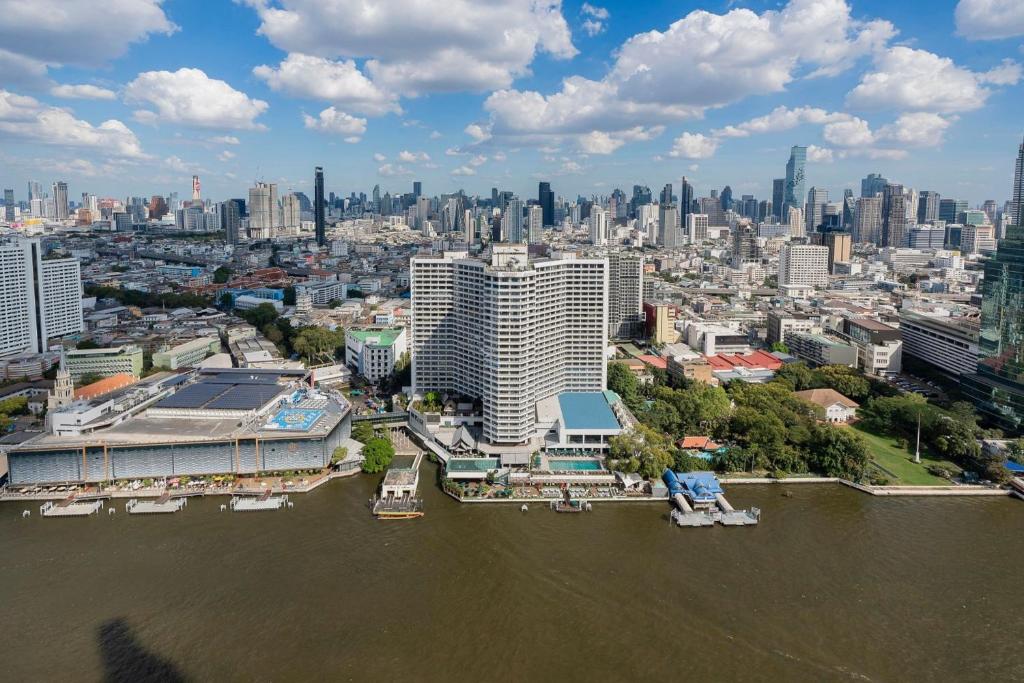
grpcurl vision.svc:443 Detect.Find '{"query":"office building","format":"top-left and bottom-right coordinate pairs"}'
top-left (899, 309), bottom-right (979, 379)
top-left (679, 177), bottom-right (694, 223)
top-left (1012, 136), bottom-right (1024, 226)
top-left (824, 232), bottom-right (852, 272)
top-left (961, 223), bottom-right (997, 254)
top-left (771, 178), bottom-right (785, 221)
top-left (686, 213), bottom-right (709, 244)
top-left (843, 318), bottom-right (902, 376)
top-left (248, 182), bottom-right (278, 239)
top-left (589, 206), bottom-right (608, 246)
top-left (3, 189), bottom-right (13, 222)
top-left (152, 338), bottom-right (221, 370)
top-left (643, 301), bottom-right (681, 344)
top-left (778, 244), bottom-right (829, 287)
top-left (805, 187), bottom-right (829, 234)
top-left (766, 311), bottom-right (817, 346)
top-left (345, 328), bottom-right (408, 383)
top-left (314, 166), bottom-right (326, 246)
top-left (882, 183), bottom-right (909, 247)
top-left (538, 181), bottom-right (554, 227)
top-left (528, 204), bottom-right (543, 244)
top-left (658, 204), bottom-right (679, 247)
top-left (410, 245), bottom-right (607, 446)
top-left (731, 223), bottom-right (759, 268)
top-left (52, 181), bottom-right (69, 220)
top-left (608, 252), bottom-right (644, 339)
top-left (0, 237), bottom-right (83, 357)
top-left (786, 332), bottom-right (858, 368)
top-left (65, 345), bottom-right (144, 382)
top-left (783, 146), bottom-right (807, 216)
top-left (939, 198), bottom-right (967, 224)
top-left (281, 192), bottom-right (301, 231)
top-left (861, 173), bottom-right (887, 198)
top-left (917, 191), bottom-right (940, 223)
top-left (853, 196), bottom-right (882, 243)
top-left (220, 199), bottom-right (243, 244)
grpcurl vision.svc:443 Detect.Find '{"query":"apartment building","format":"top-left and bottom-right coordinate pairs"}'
top-left (65, 345), bottom-right (144, 381)
top-left (410, 245), bottom-right (607, 445)
top-left (607, 251), bottom-right (644, 339)
top-left (778, 244), bottom-right (829, 287)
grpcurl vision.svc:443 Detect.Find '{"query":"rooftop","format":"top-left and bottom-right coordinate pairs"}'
top-left (558, 392), bottom-right (619, 431)
top-left (74, 374), bottom-right (137, 401)
top-left (347, 328), bottom-right (403, 346)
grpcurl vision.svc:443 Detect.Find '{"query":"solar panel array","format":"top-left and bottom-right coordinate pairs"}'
top-left (155, 380), bottom-right (285, 411)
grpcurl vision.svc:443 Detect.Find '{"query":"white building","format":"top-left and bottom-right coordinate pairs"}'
top-left (248, 182), bottom-right (279, 239)
top-left (345, 328), bottom-right (408, 383)
top-left (410, 245), bottom-right (607, 446)
top-left (589, 207), bottom-right (608, 246)
top-left (778, 244), bottom-right (829, 287)
top-left (686, 213), bottom-right (709, 244)
top-left (281, 192), bottom-right (301, 232)
top-left (528, 204), bottom-right (543, 244)
top-left (0, 237), bottom-right (83, 357)
top-left (607, 252), bottom-right (644, 339)
top-left (297, 280), bottom-right (347, 305)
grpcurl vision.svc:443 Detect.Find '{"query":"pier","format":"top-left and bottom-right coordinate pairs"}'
top-left (663, 470), bottom-right (760, 527)
top-left (39, 497), bottom-right (105, 518)
top-left (126, 494), bottom-right (188, 514)
top-left (229, 492), bottom-right (291, 512)
top-left (372, 452), bottom-right (424, 518)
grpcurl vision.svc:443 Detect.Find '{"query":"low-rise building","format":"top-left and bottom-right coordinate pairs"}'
top-left (795, 388), bottom-right (859, 423)
top-left (65, 345), bottom-right (144, 381)
top-left (152, 337), bottom-right (221, 370)
top-left (898, 309), bottom-right (980, 378)
top-left (345, 328), bottom-right (408, 383)
top-left (786, 332), bottom-right (858, 368)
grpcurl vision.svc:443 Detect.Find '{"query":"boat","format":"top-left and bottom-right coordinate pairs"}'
top-left (376, 509), bottom-right (425, 520)
top-left (521, 503), bottom-right (529, 512)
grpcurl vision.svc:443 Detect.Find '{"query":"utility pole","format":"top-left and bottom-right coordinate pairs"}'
top-left (914, 412), bottom-right (921, 464)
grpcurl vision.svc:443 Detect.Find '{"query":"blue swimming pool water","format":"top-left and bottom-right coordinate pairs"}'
top-left (547, 459), bottom-right (603, 471)
top-left (265, 408), bottom-right (324, 431)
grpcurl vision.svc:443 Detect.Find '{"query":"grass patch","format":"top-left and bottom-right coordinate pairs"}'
top-left (849, 424), bottom-right (959, 485)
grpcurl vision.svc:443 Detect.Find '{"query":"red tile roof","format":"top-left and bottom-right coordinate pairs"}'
top-left (703, 350), bottom-right (783, 371)
top-left (74, 373), bottom-right (137, 400)
top-left (637, 355), bottom-right (668, 369)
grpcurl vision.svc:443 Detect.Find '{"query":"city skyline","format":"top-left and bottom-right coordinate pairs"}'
top-left (0, 0), bottom-right (1021, 203)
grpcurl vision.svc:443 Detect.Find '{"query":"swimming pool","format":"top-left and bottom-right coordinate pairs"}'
top-left (547, 459), bottom-right (603, 471)
top-left (264, 408), bottom-right (324, 432)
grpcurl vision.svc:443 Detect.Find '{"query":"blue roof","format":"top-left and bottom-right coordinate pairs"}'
top-left (558, 392), bottom-right (619, 430)
top-left (677, 471), bottom-right (723, 502)
top-left (1006, 460), bottom-right (1024, 473)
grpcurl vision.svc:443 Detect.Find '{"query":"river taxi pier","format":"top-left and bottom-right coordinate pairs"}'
top-left (126, 493), bottom-right (188, 514)
top-left (39, 496), bottom-right (106, 517)
top-left (372, 453), bottom-right (424, 518)
top-left (229, 491), bottom-right (291, 512)
top-left (663, 470), bottom-right (760, 527)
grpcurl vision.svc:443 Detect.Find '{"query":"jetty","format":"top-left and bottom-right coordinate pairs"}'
top-left (372, 453), bottom-right (424, 518)
top-left (39, 496), bottom-right (105, 518)
top-left (126, 494), bottom-right (188, 514)
top-left (229, 491), bottom-right (291, 512)
top-left (550, 485), bottom-right (592, 512)
top-left (663, 470), bottom-right (760, 527)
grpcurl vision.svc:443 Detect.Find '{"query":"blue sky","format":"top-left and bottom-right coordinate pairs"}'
top-left (0, 0), bottom-right (1021, 205)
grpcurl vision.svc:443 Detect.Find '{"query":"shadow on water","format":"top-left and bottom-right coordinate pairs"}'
top-left (98, 618), bottom-right (186, 683)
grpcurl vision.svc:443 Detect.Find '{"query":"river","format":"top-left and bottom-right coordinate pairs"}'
top-left (1, 469), bottom-right (1022, 682)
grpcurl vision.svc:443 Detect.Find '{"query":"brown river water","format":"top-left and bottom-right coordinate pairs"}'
top-left (1, 468), bottom-right (1022, 682)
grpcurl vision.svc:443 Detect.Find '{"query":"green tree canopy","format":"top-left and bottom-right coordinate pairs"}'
top-left (361, 437), bottom-right (395, 473)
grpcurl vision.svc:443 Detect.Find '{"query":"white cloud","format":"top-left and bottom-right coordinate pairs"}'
top-left (373, 152), bottom-right (387, 162)
top-left (0, 0), bottom-right (175, 77)
top-left (397, 150), bottom-right (430, 163)
top-left (955, 0), bottom-right (1024, 40)
top-left (806, 145), bottom-right (834, 163)
top-left (492, 151), bottom-right (507, 162)
top-left (125, 68), bottom-right (268, 130)
top-left (429, 130), bottom-right (442, 139)
top-left (210, 135), bottom-right (239, 145)
top-left (823, 117), bottom-right (875, 147)
top-left (558, 160), bottom-right (582, 175)
top-left (581, 3), bottom-right (609, 36)
top-left (451, 165), bottom-right (476, 176)
top-left (164, 155), bottom-right (189, 172)
top-left (0, 89), bottom-right (145, 158)
top-left (246, 0), bottom-right (576, 95)
top-left (688, 163), bottom-right (699, 172)
top-left (468, 154), bottom-right (488, 166)
top-left (464, 123), bottom-right (492, 142)
top-left (445, 147), bottom-right (465, 156)
top-left (479, 0), bottom-right (894, 150)
top-left (378, 163), bottom-right (411, 176)
top-left (253, 53), bottom-right (400, 116)
top-left (50, 84), bottom-right (117, 100)
top-left (217, 150), bottom-right (236, 162)
top-left (847, 47), bottom-right (1020, 113)
top-left (712, 106), bottom-right (851, 138)
top-left (303, 106), bottom-right (367, 141)
top-left (876, 112), bottom-right (953, 147)
top-left (668, 132), bottom-right (718, 159)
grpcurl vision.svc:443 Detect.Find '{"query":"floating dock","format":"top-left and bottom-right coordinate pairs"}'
top-left (229, 493), bottom-right (291, 512)
top-left (663, 470), bottom-right (760, 527)
top-left (126, 495), bottom-right (188, 514)
top-left (372, 453), bottom-right (424, 519)
top-left (39, 498), bottom-right (105, 518)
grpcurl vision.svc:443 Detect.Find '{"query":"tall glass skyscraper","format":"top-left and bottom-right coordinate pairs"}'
top-left (314, 166), bottom-right (325, 246)
top-left (783, 146), bottom-right (806, 217)
top-left (961, 139), bottom-right (1024, 434)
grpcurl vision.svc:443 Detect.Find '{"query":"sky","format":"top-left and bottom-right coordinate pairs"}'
top-left (0, 0), bottom-right (1022, 205)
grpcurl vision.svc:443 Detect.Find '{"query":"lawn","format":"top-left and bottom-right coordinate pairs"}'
top-left (849, 424), bottom-right (960, 486)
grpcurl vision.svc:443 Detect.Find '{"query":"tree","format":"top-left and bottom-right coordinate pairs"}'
top-left (607, 362), bottom-right (641, 409)
top-left (769, 341), bottom-right (789, 354)
top-left (608, 425), bottom-right (674, 479)
top-left (262, 323), bottom-right (284, 345)
top-left (238, 303), bottom-right (280, 329)
top-left (293, 327), bottom-right (344, 365)
top-left (361, 437), bottom-right (395, 473)
top-left (641, 400), bottom-right (680, 437)
top-left (330, 447), bottom-right (348, 465)
top-left (807, 425), bottom-right (869, 479)
top-left (283, 286), bottom-right (297, 306)
top-left (213, 266), bottom-right (232, 284)
top-left (668, 384), bottom-right (731, 435)
top-left (815, 365), bottom-right (870, 402)
top-left (219, 292), bottom-right (234, 309)
top-left (774, 362), bottom-right (815, 391)
top-left (351, 421), bottom-right (376, 443)
top-left (75, 340), bottom-right (100, 350)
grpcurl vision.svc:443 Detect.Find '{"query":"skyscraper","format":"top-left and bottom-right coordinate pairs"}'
top-left (679, 177), bottom-right (694, 224)
top-left (805, 187), bottom-right (829, 234)
top-left (918, 191), bottom-right (941, 223)
top-left (538, 181), bottom-right (554, 227)
top-left (861, 173), bottom-right (888, 198)
top-left (191, 175), bottom-right (201, 203)
top-left (882, 183), bottom-right (908, 247)
top-left (660, 183), bottom-right (672, 206)
top-left (853, 196), bottom-right (882, 244)
top-left (410, 246), bottom-right (607, 445)
top-left (1011, 136), bottom-right (1024, 226)
top-left (607, 252), bottom-right (644, 339)
top-left (720, 185), bottom-right (733, 212)
top-left (52, 181), bottom-right (69, 220)
top-left (939, 198), bottom-right (968, 224)
top-left (783, 146), bottom-right (807, 217)
top-left (589, 206), bottom-right (608, 246)
top-left (314, 166), bottom-right (325, 246)
top-left (772, 178), bottom-right (785, 221)
top-left (220, 199), bottom-right (242, 244)
top-left (3, 189), bottom-right (14, 222)
top-left (248, 182), bottom-right (279, 239)
top-left (413, 181), bottom-right (422, 198)
top-left (0, 236), bottom-right (83, 356)
top-left (961, 146), bottom-right (1024, 433)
